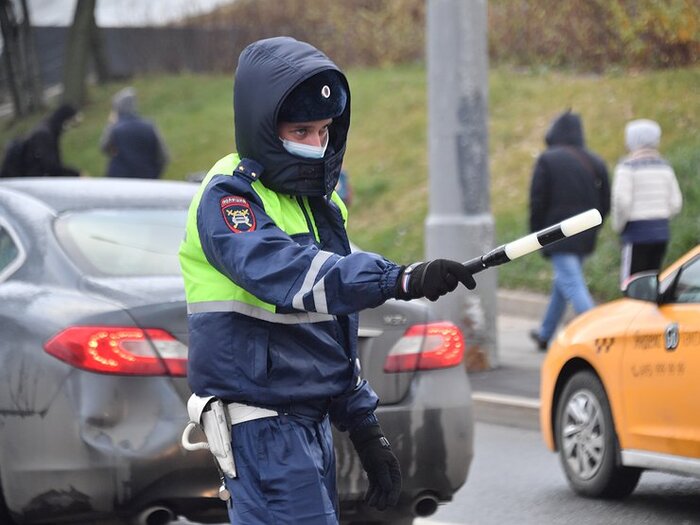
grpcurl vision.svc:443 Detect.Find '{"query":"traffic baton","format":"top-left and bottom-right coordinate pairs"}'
top-left (463, 209), bottom-right (603, 274)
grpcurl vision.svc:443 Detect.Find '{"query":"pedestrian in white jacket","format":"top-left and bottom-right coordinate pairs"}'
top-left (612, 119), bottom-right (682, 287)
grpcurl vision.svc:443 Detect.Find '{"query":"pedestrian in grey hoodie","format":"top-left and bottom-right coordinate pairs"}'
top-left (100, 87), bottom-right (169, 179)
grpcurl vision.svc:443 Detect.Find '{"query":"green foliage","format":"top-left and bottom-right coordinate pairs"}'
top-left (190, 0), bottom-right (698, 72)
top-left (188, 0), bottom-right (426, 68)
top-left (488, 0), bottom-right (699, 70)
top-left (1, 65), bottom-right (697, 301)
top-left (607, 0), bottom-right (699, 67)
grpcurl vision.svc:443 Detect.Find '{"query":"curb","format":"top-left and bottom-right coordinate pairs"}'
top-left (471, 391), bottom-right (540, 430)
top-left (497, 288), bottom-right (574, 322)
top-left (497, 289), bottom-right (549, 320)
top-left (470, 291), bottom-right (554, 431)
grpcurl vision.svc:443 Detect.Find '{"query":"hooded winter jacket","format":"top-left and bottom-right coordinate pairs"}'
top-left (22, 104), bottom-right (80, 177)
top-left (529, 111), bottom-right (610, 256)
top-left (179, 37), bottom-right (402, 431)
top-left (234, 38), bottom-right (350, 196)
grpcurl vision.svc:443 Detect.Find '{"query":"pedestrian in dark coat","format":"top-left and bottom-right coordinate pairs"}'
top-left (22, 104), bottom-right (80, 177)
top-left (100, 87), bottom-right (168, 179)
top-left (529, 110), bottom-right (610, 350)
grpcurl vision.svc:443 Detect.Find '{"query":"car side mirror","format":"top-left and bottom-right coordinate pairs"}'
top-left (623, 273), bottom-right (659, 302)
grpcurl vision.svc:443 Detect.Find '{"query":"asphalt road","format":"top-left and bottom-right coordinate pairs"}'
top-left (425, 422), bottom-right (700, 525)
top-left (176, 421), bottom-right (700, 525)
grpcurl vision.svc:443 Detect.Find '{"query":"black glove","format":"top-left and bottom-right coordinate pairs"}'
top-left (395, 259), bottom-right (476, 301)
top-left (349, 423), bottom-right (402, 511)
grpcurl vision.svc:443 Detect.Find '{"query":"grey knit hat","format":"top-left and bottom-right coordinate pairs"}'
top-left (625, 119), bottom-right (661, 151)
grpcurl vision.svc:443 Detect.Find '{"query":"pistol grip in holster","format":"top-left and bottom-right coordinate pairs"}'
top-left (181, 394), bottom-right (237, 479)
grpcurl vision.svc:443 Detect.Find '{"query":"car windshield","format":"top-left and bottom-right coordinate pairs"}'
top-left (55, 209), bottom-right (187, 277)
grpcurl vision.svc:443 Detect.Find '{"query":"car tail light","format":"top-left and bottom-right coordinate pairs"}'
top-left (44, 326), bottom-right (187, 376)
top-left (383, 321), bottom-right (465, 373)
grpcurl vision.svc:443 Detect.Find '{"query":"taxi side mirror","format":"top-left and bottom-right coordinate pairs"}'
top-left (623, 273), bottom-right (659, 303)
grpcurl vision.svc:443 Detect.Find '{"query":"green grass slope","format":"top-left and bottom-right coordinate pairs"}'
top-left (2, 65), bottom-right (697, 300)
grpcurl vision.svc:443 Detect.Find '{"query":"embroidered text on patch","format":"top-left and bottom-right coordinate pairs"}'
top-left (221, 196), bottom-right (256, 233)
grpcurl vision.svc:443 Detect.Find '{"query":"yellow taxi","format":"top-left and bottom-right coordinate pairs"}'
top-left (540, 245), bottom-right (700, 498)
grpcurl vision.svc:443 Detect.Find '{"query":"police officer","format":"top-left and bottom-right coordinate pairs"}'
top-left (179, 36), bottom-right (476, 525)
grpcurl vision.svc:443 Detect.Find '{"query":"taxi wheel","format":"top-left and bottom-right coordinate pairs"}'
top-left (555, 371), bottom-right (641, 499)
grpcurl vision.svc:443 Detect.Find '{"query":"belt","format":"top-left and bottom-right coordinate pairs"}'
top-left (227, 400), bottom-right (330, 424)
top-left (226, 402), bottom-right (278, 426)
top-left (273, 400), bottom-right (330, 422)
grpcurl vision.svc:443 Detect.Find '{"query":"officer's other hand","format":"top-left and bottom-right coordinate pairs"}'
top-left (395, 259), bottom-right (476, 301)
top-left (350, 424), bottom-right (402, 511)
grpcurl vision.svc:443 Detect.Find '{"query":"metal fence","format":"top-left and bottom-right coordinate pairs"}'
top-left (0, 25), bottom-right (247, 102)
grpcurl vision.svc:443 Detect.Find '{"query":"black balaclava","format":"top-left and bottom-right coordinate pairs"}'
top-left (233, 37), bottom-right (350, 197)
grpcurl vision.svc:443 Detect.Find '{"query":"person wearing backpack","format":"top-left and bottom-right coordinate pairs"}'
top-left (528, 110), bottom-right (611, 351)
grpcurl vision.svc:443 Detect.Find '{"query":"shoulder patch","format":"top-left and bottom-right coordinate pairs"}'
top-left (220, 195), bottom-right (256, 233)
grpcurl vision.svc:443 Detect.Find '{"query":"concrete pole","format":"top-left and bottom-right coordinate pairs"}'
top-left (425, 0), bottom-right (498, 370)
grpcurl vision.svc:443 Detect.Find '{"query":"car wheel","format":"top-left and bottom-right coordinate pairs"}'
top-left (555, 371), bottom-right (641, 499)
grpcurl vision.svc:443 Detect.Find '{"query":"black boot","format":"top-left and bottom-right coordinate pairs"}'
top-left (529, 329), bottom-right (548, 351)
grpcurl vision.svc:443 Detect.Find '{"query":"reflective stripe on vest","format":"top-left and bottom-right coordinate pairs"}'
top-left (187, 299), bottom-right (334, 323)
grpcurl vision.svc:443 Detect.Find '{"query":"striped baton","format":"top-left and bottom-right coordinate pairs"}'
top-left (463, 209), bottom-right (603, 274)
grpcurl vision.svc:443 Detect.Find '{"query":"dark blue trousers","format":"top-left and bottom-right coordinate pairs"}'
top-left (224, 414), bottom-right (338, 524)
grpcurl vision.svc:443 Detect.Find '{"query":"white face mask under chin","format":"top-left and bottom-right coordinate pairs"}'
top-left (280, 135), bottom-right (329, 159)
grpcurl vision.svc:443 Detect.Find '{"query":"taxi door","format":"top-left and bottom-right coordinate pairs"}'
top-left (621, 254), bottom-right (700, 458)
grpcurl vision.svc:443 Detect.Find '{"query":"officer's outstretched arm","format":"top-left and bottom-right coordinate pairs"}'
top-left (198, 178), bottom-right (401, 315)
